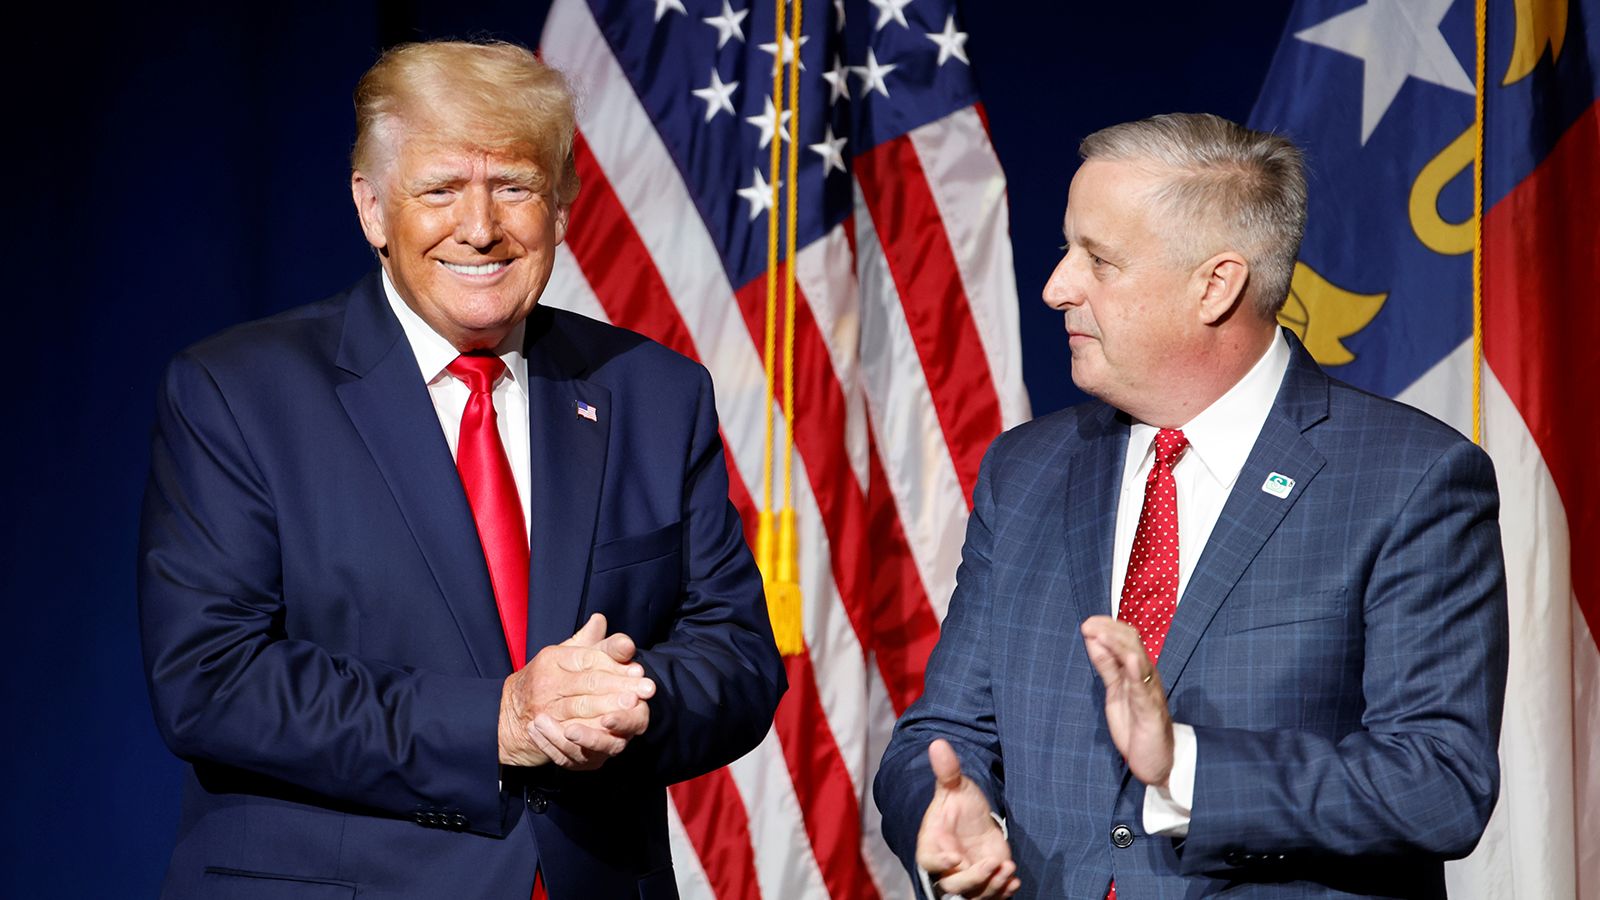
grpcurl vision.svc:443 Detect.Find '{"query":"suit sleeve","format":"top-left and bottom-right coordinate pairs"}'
top-left (626, 365), bottom-right (787, 784)
top-left (1180, 438), bottom-right (1508, 871)
top-left (873, 440), bottom-right (1007, 891)
top-left (138, 354), bottom-right (518, 836)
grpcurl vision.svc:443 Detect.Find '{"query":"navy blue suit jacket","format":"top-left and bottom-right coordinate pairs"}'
top-left (139, 274), bottom-right (785, 899)
top-left (875, 334), bottom-right (1507, 898)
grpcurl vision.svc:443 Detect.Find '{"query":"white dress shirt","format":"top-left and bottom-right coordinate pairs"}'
top-left (1113, 330), bottom-right (1291, 836)
top-left (382, 271), bottom-right (533, 540)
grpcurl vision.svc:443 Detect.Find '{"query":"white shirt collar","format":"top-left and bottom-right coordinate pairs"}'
top-left (1126, 329), bottom-right (1290, 489)
top-left (380, 269), bottom-right (528, 395)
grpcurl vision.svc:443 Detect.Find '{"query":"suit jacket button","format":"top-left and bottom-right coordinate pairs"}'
top-left (530, 795), bottom-right (549, 814)
top-left (1225, 851), bottom-right (1243, 866)
top-left (1110, 824), bottom-right (1134, 849)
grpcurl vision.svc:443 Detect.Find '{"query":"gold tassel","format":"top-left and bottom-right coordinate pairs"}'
top-left (758, 0), bottom-right (806, 658)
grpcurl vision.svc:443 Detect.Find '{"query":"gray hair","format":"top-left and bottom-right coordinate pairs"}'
top-left (1080, 113), bottom-right (1306, 318)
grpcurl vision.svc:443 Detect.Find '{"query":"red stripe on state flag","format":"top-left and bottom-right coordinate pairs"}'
top-left (854, 135), bottom-right (1003, 503)
top-left (730, 269), bottom-right (942, 714)
top-left (1481, 99), bottom-right (1600, 641)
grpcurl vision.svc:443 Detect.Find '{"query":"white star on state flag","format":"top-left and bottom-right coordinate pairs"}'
top-left (758, 33), bottom-right (809, 71)
top-left (868, 0), bottom-right (913, 31)
top-left (746, 94), bottom-right (793, 148)
top-left (809, 124), bottom-right (848, 175)
top-left (850, 48), bottom-right (898, 98)
top-left (821, 55), bottom-right (849, 104)
top-left (702, 0), bottom-right (748, 48)
top-left (926, 14), bottom-right (969, 66)
top-left (650, 0), bottom-right (687, 23)
top-left (1295, 0), bottom-right (1474, 144)
top-left (736, 167), bottom-right (780, 220)
top-left (691, 68), bottom-right (739, 122)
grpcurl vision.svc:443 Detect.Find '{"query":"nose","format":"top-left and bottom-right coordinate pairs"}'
top-left (1042, 252), bottom-right (1082, 311)
top-left (455, 184), bottom-right (502, 249)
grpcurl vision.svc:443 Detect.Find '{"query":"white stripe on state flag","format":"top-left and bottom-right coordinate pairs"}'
top-left (1574, 604), bottom-right (1600, 897)
top-left (850, 193), bottom-right (969, 622)
top-left (1396, 342), bottom-right (1583, 899)
top-left (906, 108), bottom-right (1031, 429)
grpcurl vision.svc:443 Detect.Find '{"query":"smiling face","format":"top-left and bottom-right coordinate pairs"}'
top-left (1043, 158), bottom-right (1209, 422)
top-left (352, 135), bottom-right (568, 351)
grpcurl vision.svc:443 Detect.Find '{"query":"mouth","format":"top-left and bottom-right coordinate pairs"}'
top-left (437, 260), bottom-right (512, 277)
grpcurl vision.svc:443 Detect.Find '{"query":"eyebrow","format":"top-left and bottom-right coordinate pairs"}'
top-left (489, 165), bottom-right (544, 186)
top-left (1069, 233), bottom-right (1112, 256)
top-left (405, 172), bottom-right (468, 193)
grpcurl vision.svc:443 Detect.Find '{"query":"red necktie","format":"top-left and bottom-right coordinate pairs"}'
top-left (1107, 428), bottom-right (1188, 900)
top-left (1117, 428), bottom-right (1188, 662)
top-left (447, 355), bottom-right (529, 670)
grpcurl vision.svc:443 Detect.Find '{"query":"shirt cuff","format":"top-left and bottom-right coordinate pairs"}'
top-left (1142, 722), bottom-right (1195, 837)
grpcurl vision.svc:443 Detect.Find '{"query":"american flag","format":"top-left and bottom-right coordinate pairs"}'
top-left (538, 0), bottom-right (1029, 896)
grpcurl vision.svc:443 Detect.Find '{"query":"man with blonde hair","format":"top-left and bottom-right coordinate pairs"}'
top-left (140, 40), bottom-right (784, 899)
top-left (875, 113), bottom-right (1507, 898)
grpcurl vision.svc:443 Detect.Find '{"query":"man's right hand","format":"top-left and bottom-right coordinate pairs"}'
top-left (497, 613), bottom-right (656, 768)
top-left (915, 739), bottom-right (1020, 899)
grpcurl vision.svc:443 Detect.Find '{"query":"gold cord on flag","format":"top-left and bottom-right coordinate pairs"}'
top-left (1471, 0), bottom-right (1486, 445)
top-left (757, 0), bottom-right (805, 656)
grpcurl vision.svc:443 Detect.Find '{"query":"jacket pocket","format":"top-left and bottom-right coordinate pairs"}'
top-left (1218, 587), bottom-right (1349, 635)
top-left (592, 522), bottom-right (683, 573)
top-left (637, 866), bottom-right (680, 899)
top-left (201, 867), bottom-right (356, 899)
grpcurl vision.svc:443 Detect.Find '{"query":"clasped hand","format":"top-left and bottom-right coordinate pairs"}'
top-left (498, 613), bottom-right (655, 771)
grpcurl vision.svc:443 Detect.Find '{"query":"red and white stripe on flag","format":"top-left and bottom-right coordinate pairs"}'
top-left (539, 0), bottom-right (1028, 896)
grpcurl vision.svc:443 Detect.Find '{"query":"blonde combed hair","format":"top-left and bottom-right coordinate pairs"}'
top-left (352, 40), bottom-right (580, 208)
top-left (1080, 113), bottom-right (1306, 318)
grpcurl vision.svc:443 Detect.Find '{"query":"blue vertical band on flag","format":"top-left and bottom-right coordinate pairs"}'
top-left (1249, 0), bottom-right (1477, 398)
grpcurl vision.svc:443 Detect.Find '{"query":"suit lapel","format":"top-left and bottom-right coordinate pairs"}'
top-left (1064, 407), bottom-right (1130, 627)
top-left (1157, 334), bottom-right (1330, 690)
top-left (522, 310), bottom-right (611, 658)
top-left (334, 276), bottom-right (511, 679)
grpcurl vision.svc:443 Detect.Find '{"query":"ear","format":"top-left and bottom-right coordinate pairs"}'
top-left (552, 203), bottom-right (570, 245)
top-left (350, 171), bottom-right (389, 252)
top-left (1194, 252), bottom-right (1249, 326)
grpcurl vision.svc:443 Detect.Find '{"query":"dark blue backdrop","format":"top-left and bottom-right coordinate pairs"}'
top-left (0, 3), bottom-right (1289, 894)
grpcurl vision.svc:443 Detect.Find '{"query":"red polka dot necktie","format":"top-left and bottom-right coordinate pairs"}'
top-left (1117, 428), bottom-right (1189, 662)
top-left (446, 355), bottom-right (529, 671)
top-left (1106, 428), bottom-right (1187, 900)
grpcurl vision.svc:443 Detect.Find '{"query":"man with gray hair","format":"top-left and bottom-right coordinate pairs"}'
top-left (139, 40), bottom-right (784, 899)
top-left (875, 113), bottom-right (1507, 898)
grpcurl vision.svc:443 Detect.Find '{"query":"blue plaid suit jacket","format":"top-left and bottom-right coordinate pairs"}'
top-left (876, 332), bottom-right (1508, 898)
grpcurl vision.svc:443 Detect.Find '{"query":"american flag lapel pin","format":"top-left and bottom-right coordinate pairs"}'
top-left (575, 401), bottom-right (599, 422)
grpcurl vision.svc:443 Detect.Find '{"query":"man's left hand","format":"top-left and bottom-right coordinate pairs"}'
top-left (1081, 616), bottom-right (1173, 788)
